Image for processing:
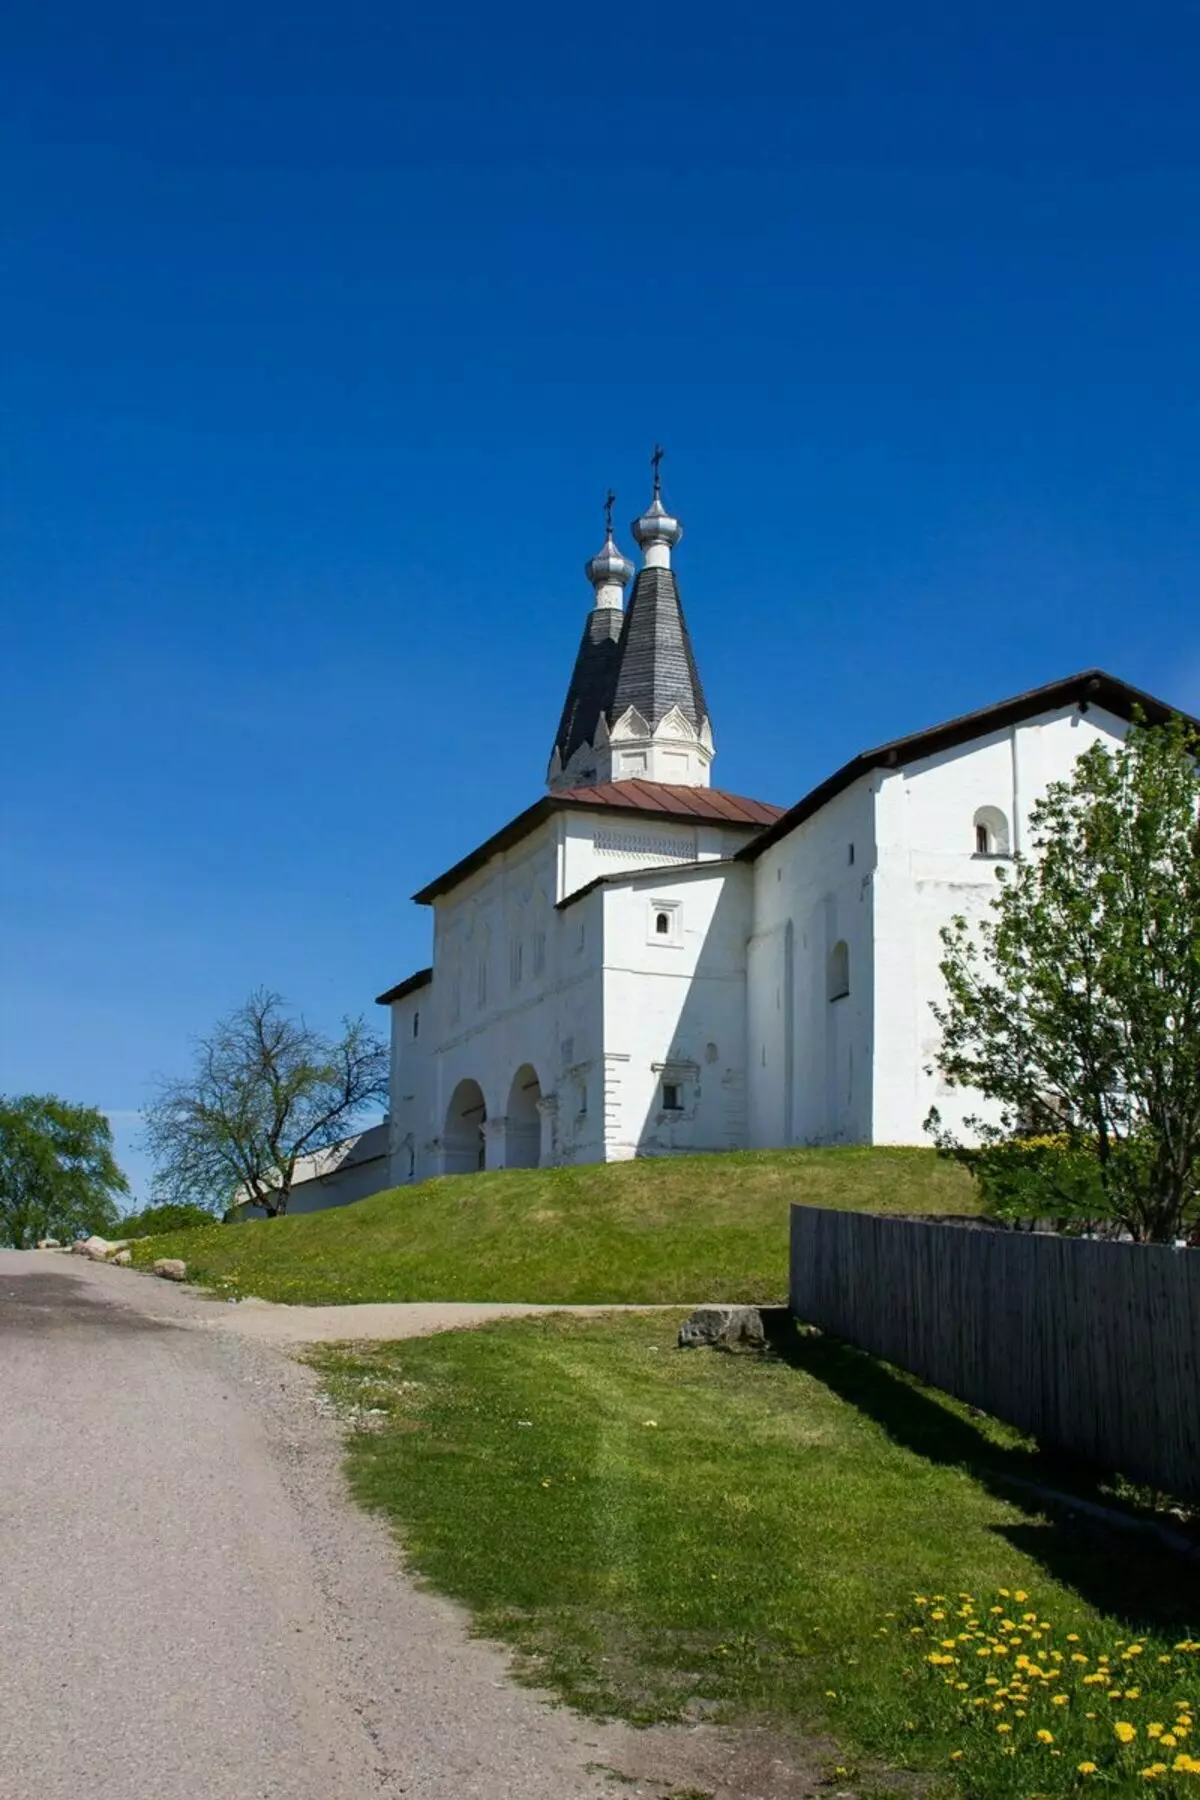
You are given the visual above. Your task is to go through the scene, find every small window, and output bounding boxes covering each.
[648,900,680,945]
[828,939,850,1002]
[662,1081,683,1112]
[848,843,855,866]
[412,1011,420,1040]
[578,1080,588,1116]
[973,806,1011,856]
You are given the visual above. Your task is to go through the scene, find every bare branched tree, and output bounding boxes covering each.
[142,989,389,1218]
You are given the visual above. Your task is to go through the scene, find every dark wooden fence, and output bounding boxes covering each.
[789,1207,1200,1499]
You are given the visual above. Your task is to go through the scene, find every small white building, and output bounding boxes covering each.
[235,1122,390,1217]
[375,470,1186,1186]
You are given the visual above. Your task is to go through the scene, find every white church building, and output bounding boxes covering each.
[374,469,1181,1187]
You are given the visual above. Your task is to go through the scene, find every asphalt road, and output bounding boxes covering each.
[0,1252,753,1800]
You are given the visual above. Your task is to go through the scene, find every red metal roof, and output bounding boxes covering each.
[556,780,784,826]
[412,781,783,904]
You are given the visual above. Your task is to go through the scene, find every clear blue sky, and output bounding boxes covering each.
[3,1,1198,1203]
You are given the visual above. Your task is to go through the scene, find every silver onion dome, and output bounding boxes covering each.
[630,491,683,550]
[585,529,635,588]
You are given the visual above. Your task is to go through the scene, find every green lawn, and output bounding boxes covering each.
[128,1145,975,1305]
[314,1313,1200,1800]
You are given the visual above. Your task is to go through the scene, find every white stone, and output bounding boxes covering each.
[153,1258,188,1281]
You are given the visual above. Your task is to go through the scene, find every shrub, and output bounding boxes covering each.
[932,1129,1115,1233]
[117,1200,217,1240]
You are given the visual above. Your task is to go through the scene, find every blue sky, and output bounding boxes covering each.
[3,1,1199,1202]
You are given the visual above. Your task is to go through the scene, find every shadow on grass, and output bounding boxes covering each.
[764,1316,1200,1635]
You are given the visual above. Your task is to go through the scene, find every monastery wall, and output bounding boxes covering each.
[596,861,753,1159]
[747,776,877,1148]
[872,703,1130,1145]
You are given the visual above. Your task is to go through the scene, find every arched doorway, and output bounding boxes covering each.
[504,1064,542,1169]
[443,1078,487,1175]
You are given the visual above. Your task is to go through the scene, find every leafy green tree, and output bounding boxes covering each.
[930,718,1200,1243]
[0,1096,129,1248]
[143,988,389,1218]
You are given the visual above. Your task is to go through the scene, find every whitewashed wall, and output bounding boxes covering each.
[748,777,877,1148]
[597,862,752,1159]
[872,704,1130,1144]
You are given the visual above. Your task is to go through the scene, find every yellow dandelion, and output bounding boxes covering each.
[1078,1763,1098,1776]
[1053,1694,1069,1706]
[996,1723,1012,1734]
[1037,1729,1055,1744]
[1116,1722,1139,1744]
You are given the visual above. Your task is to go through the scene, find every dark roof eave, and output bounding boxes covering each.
[412,797,557,905]
[556,856,742,912]
[738,668,1196,863]
[374,967,434,1006]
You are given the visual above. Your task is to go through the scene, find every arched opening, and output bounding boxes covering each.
[828,939,850,1002]
[443,1078,487,1175]
[655,911,671,935]
[504,1064,542,1169]
[973,805,1011,856]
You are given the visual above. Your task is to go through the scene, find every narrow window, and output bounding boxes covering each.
[662,1081,683,1112]
[975,822,990,855]
[656,911,671,935]
[578,1080,588,1116]
[412,1011,420,1040]
[828,940,850,1002]
[848,843,855,866]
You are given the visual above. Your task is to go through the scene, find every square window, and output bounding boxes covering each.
[662,1081,683,1112]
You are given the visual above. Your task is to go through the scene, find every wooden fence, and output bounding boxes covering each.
[789,1207,1200,1500]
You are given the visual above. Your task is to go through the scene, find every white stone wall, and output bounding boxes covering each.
[596,863,753,1159]
[871,704,1130,1145]
[748,778,877,1148]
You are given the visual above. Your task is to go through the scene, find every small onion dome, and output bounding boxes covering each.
[585,530,634,588]
[631,492,683,550]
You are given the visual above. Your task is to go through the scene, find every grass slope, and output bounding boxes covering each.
[316,1313,1200,1799]
[130,1145,975,1305]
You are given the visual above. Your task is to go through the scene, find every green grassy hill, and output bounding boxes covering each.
[129,1145,977,1305]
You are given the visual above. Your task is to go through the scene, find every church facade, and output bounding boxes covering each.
[376,471,1179,1186]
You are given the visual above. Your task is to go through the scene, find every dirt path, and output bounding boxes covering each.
[66,1255,676,1343]
[0,1252,826,1799]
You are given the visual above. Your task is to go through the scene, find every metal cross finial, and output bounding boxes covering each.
[603,488,615,537]
[651,443,664,498]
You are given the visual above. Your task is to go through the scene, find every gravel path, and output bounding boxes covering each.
[0,1253,819,1799]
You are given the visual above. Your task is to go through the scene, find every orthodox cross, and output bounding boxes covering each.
[651,443,664,497]
[604,488,615,537]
